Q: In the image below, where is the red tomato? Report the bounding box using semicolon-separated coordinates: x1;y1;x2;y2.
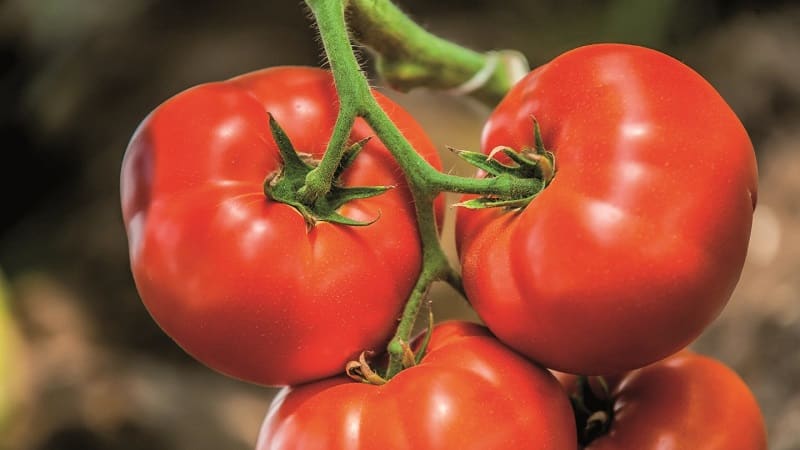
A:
555;352;767;449
256;321;577;450
456;44;757;375
121;67;443;386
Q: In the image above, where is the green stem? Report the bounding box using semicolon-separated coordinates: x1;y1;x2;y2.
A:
427;171;541;198
383;239;441;378
363;102;542;199
362;103;452;377
304;0;524;380
302;0;372;203
443;267;465;298
347;0;527;105
306;0;536;203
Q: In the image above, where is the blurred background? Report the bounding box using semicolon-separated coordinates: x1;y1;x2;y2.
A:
1;0;799;448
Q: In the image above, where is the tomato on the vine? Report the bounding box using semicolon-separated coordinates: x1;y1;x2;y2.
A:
121;66;443;386
256;321;577;450
456;44;758;375
555;351;766;449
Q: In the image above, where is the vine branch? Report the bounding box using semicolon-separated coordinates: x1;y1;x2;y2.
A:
347;0;528;105
304;0;529;379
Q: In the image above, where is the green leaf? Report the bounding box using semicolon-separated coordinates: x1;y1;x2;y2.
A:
543;150;556;172
326;185;394;211
532;116;547;154
268;113;313;175
501;147;536;167
449;146;514;176
322;211;382;227
334;137;372;180
454;194;536;210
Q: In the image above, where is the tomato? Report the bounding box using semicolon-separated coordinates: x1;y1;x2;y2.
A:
120;67;443;386
256;321;577;450
555;351;767;449
456;44;757;375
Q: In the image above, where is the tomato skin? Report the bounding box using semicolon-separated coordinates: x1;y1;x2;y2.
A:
556;352;767;450
120;67;443;386
257;321;577;450
456;44;757;375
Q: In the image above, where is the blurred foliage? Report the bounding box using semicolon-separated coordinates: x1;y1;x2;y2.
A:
0;0;799;449
0;270;11;430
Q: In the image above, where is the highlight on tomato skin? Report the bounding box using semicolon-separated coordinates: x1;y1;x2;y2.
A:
256;321;578;450
554;351;767;450
120;66;444;387
456;43;758;376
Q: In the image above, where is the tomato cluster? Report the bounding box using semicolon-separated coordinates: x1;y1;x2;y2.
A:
121;44;766;448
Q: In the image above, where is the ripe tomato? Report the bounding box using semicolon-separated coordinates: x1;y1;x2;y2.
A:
555;351;766;449
456;44;757;375
256;321;577;450
121;67;443;386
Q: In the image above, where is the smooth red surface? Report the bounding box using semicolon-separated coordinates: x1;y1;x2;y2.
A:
257;321;577;450
557;352;767;450
121;67;442;386
457;44;757;375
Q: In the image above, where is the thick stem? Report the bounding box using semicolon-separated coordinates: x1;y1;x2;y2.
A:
427;170;542;198
306;0;537;204
305;0;451;380
364;102;542;199
347;0;527;105
302;0;372;203
304;0;525;380
383;247;440;378
365;103;451;377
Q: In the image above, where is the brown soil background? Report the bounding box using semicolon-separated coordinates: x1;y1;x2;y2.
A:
1;1;798;449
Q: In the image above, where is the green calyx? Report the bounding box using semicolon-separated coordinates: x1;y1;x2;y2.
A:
264;114;392;228
454;118;555;209
347;302;435;385
570;376;615;447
